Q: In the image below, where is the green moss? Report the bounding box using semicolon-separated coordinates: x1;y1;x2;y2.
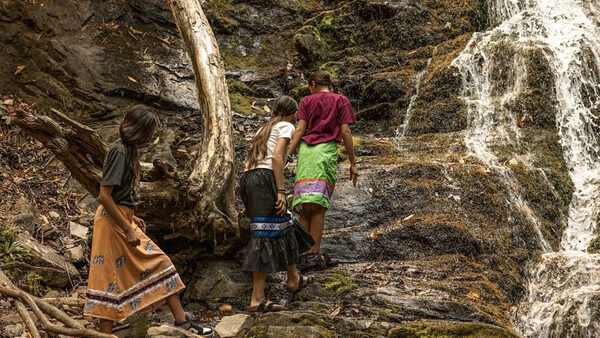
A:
388;320;517;337
230;92;254;115
221;47;257;70
319;61;341;79
316;272;356;296
290;84;311;102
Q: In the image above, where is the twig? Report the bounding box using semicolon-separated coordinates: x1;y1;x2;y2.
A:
0;286;116;338
42;155;55;169
16;301;41;338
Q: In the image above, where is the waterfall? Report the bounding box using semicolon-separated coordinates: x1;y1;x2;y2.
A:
453;0;600;336
397;52;435;138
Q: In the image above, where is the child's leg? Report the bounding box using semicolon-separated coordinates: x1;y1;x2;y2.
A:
250;271;268;307
308;204;325;254
285;264;300;290
99;319;114;334
166;293;186;323
299;203;312;232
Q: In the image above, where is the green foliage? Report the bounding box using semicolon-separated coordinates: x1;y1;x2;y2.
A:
0;224;30;263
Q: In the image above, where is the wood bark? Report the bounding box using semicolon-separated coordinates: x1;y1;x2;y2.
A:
13;107;107;197
166;0;239;251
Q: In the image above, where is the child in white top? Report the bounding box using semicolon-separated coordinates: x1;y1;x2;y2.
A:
240;95;315;312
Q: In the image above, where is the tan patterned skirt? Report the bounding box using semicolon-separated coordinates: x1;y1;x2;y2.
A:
84;205;185;322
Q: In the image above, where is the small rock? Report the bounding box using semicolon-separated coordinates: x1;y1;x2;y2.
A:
3;99;14;105
49;211;60;218
13;177;24;184
11;212;36;234
66;245;86;263
69;221;88;239
214;314;253;338
3;323;24;337
147;324;204;338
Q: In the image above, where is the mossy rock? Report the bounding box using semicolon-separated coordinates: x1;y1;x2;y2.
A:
388;320;517;338
294;25;327;67
316;271;356;296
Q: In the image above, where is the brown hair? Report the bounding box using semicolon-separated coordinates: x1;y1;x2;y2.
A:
119;104;159;181
246;96;298;169
308;70;338;92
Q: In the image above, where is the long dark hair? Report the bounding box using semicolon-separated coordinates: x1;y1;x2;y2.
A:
246;96;298;169
119;104;159;181
309;70;338;92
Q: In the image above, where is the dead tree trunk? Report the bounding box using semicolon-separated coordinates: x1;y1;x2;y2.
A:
166;0;238;251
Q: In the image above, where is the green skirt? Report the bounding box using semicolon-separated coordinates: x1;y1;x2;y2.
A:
292;141;338;210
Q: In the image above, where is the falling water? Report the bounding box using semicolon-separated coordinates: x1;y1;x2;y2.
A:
453;0;600;336
397;54;434;138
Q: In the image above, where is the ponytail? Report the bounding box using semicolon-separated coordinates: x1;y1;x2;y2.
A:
246;96;298;169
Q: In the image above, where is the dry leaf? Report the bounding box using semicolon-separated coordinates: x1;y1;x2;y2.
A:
264;105;271;113
403;214;414;222
128;76;138;83
377;252;384;261
15;65;25;75
3;99;14;106
369;229;383;240
467;292;480;300
176;149;188;153
40;215;49;225
219;304;232;312
330;305;342;316
352;307;359;314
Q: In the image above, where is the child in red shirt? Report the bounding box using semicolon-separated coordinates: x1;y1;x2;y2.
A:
288;70;359;271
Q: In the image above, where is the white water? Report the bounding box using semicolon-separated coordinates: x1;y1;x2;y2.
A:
453;0;600;336
397;53;435;138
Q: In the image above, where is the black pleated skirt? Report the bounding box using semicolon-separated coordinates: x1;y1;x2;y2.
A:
240;168;315;272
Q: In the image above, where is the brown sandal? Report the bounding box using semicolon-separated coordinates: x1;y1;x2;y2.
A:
286;274;314;293
248;298;287;313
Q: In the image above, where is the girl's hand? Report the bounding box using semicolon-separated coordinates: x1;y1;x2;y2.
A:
126;228;141;247
349;165;359;187
133;216;146;233
275;192;287;216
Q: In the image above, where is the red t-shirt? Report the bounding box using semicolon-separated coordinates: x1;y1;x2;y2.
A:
297;92;356;145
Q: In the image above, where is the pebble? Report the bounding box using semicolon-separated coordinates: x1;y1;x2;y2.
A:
49;211;60;218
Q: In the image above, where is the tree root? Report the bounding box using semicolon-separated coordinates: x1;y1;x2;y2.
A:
16;301;41;338
0;285;116;338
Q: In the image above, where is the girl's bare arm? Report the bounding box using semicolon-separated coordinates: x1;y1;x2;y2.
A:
341;123;358;186
273;137;291;216
288;119;307;156
98;186;141;246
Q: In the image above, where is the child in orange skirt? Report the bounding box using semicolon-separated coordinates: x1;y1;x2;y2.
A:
84;105;212;335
